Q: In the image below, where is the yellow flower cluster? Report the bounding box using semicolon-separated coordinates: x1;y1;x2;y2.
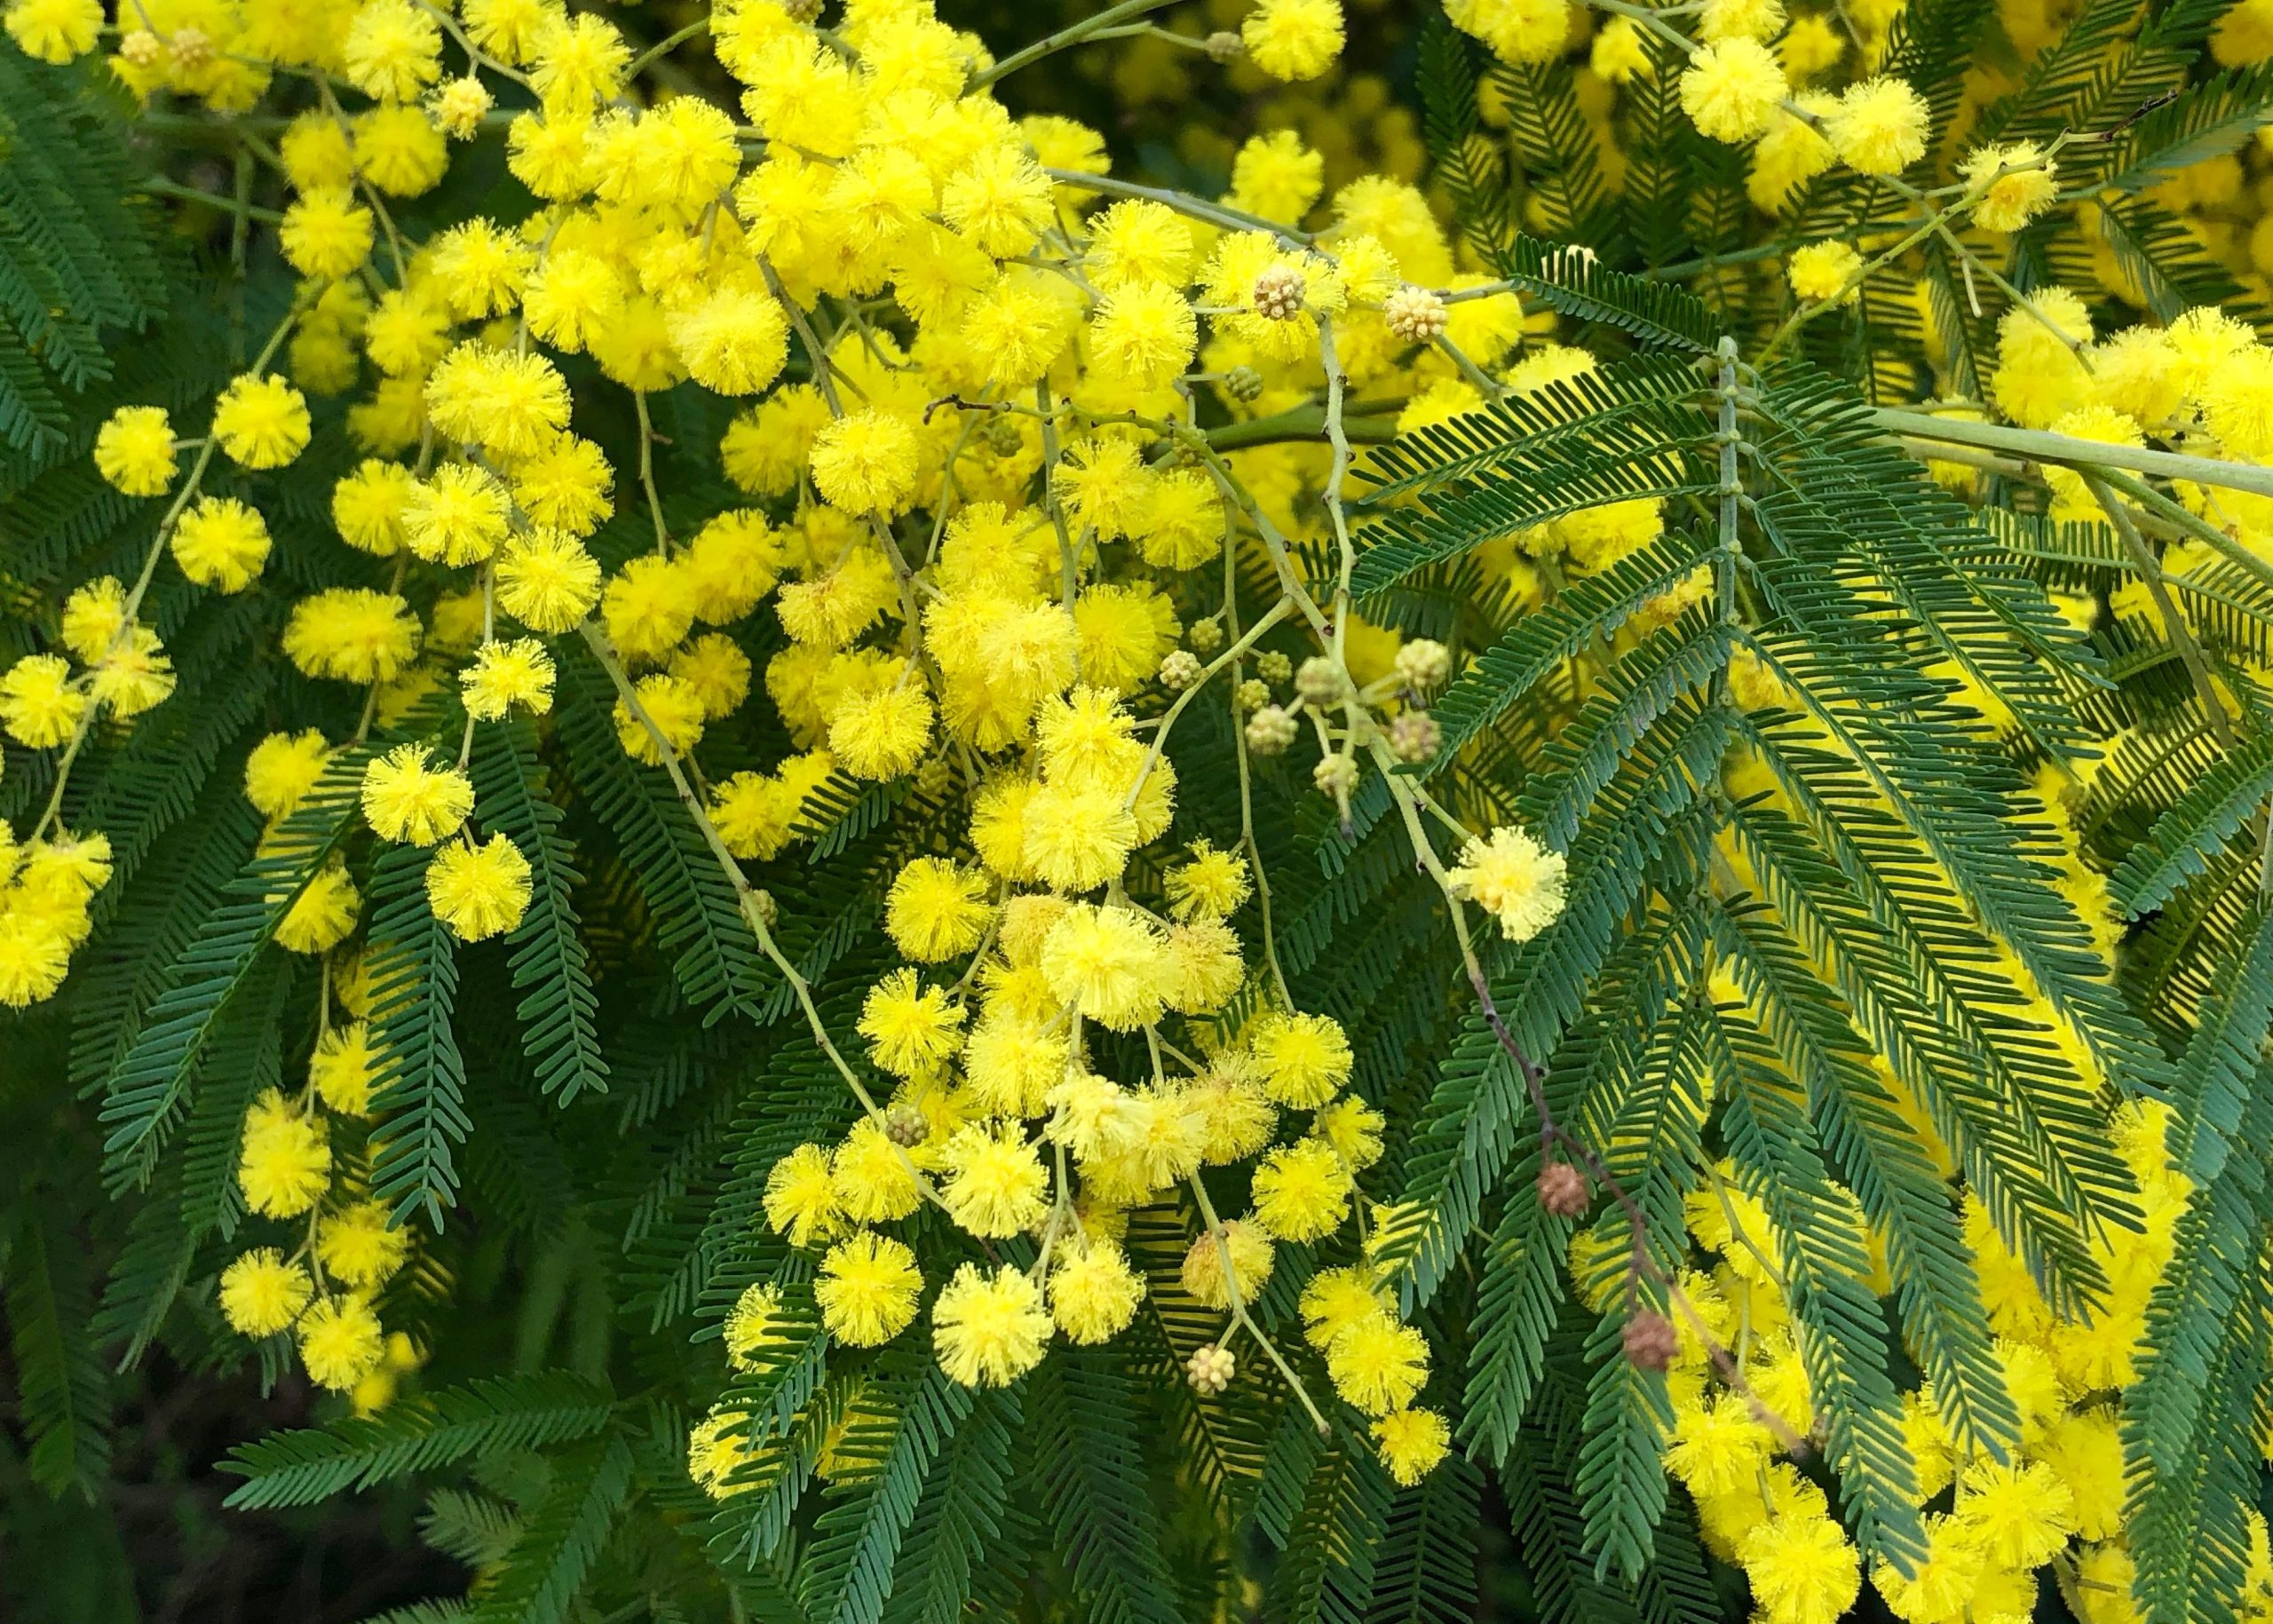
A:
11;0;2265;1552
1612;1070;2209;1624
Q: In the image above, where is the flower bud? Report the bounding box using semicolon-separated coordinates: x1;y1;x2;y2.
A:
1186;1341;1236;1394
1246;705;1298;756
1389;710;1440;763
1622;1311;1679;1372
1382;285;1449;344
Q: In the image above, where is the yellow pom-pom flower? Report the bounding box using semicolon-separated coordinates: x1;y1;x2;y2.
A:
297;1294;386;1391
1445;825;1568;943
237;1089;330;1219
931;1262;1052;1388
1826;76;1930;176
93;405;178;496
1372;1407;1452;1486
219;1248;315;1338
1680;39;1789;143
171;497;273;592
425;833;534;942
815;1231;923;1347
937;1121;1049;1238
360;744;476;846
317;1200;413;1290
1048;1242;1145;1344
1251;1138;1356;1241
764;1143;843;1249
211;373;312;469
1242;0;1346;80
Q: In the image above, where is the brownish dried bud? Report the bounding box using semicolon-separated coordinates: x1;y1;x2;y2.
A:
1621;1311;1679;1372
1536;1160;1590;1217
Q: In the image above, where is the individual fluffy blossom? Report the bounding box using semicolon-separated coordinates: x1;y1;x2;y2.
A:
431;75;494;139
403;463;512;566
1446;825;1569;943
529;12;631;112
1325;1311;1430;1416
1041;904;1168;1031
282;590;422;685
280;187;376;280
238;1089;330;1219
211;373;312;470
1990;287;2094;428
0;654;84;749
614;674;707;764
425;345;572;461
1680;38;1789;143
830;685;935;780
1131;469;1224;570
1162;919;1243;1013
512;438;615;540
1242;0;1345;79
0;908;69;1007
1251;1138;1356;1242
669;635;750;721
297;1295;385;1392
810;409;923;516
1373;1407;1452;1486
886;856;994;963
497;531;603;634
669;285;790;396
816;1232;924;1346
601;555;699;665
332;460;417;556
310;1021;377;1115
3;0;100;61
764;1143;842;1248
425;834;533;942
1300;1264;1390;1349
1826;76;1930;176
241;733;329;826
1444;0;1572;61
1085;199;1193;291
171;497;273;591
1180;1220;1275;1311
428;218;533;321
275;864;361;955
461;638;557;721
831;1119;923;1225
940;145;1056;258
317;1200;413;1290
1249;1010;1352;1107
360;744;475;846
218;1248;313;1338
722;1281;786;1371
83;621;175;718
1165;840;1252;921
1787;241;1862;304
343;0;443;101
1019;783;1137;892
93;405;178;496
938;1121;1049;1238
859;968;966;1079
683;511;784;623
1739;1514;1860;1624
1961;141;2060;233
932;1263;1052;1388
523;250;624;353
59;576;126;662
1089;281;1199;392
1951;1458;2076;1570
1048;1242;1144;1344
